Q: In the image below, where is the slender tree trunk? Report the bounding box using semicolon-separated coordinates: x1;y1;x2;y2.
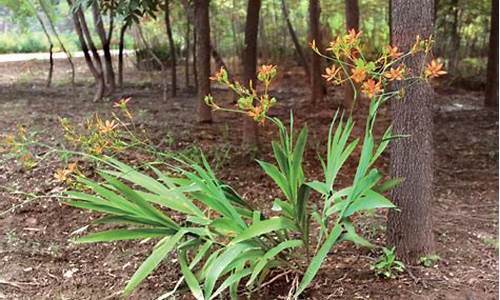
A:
77;5;105;84
281;0;310;81
242;0;261;149
39;0;75;87
308;0;324;103
47;44;54;87
343;0;359;110
31;7;54;87
387;0;435;264
185;19;190;88
69;0;104;101
193;28;198;92
92;2;115;93
448;0;461;73
137;23;169;101
165;0;177;97
195;0;212;123
118;22;128;88
485;0;499;108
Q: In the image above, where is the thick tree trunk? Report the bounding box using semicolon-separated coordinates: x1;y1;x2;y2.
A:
387;0;435;263
308;0;325;103
165;0;177;97
281;0;310;81
195;0;212;122
185;20;190;88
118;22;128;88
242;0;261;149
485;0;499;108
343;0;359;110
40;0;75;87
92;2;115;93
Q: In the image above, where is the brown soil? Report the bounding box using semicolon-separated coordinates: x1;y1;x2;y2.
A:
0;58;498;300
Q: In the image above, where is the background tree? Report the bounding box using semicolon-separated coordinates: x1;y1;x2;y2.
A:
308;0;325;103
92;1;116;93
485;0;498;108
195;0;212;123
242;0;261;149
387;0;435;263
343;0;360;110
164;0;176;97
68;0;105;101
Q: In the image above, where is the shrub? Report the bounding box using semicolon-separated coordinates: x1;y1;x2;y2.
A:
57;31;444;299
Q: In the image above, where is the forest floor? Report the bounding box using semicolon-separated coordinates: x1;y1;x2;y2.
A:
0;58;498;300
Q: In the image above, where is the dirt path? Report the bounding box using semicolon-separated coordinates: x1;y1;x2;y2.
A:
0;60;497;299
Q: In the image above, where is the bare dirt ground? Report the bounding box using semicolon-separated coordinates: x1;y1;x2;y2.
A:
0;58;498;300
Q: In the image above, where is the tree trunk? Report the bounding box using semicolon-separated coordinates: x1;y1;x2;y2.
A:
343;0;359;110
92;2;115;93
387;0;435;264
193;28;198;93
31;7;53;87
69;1;104;101
485;0;499;108
308;0;325;103
47;44;54;87
195;0;212;123
165;0;177;97
118;22;128;88
242;0;261;149
281;0;310;81
185;19;190;88
448;0;461;73
39;0;75;87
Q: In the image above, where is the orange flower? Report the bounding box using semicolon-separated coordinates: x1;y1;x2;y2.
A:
98;120;118;134
54;168;70;182
247;105;262;118
113;97;131;108
67;162;78;173
258;65;276;76
384;66;405;81
350;67;367;83
346;28;362;44
362;79;383;98
209;67;227;81
424;59;447;78
322;65;341;82
386;45;403;59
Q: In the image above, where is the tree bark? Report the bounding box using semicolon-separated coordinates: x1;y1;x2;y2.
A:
118;22;128;88
242;0;261;150
92;2;115;93
165;0;177;97
387;0;435;264
485;0;499;108
308;0;325;103
281;0;310;81
194;0;212;122
343;0;359;110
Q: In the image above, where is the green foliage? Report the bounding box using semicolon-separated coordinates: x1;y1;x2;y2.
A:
418;254;441;267
371;247;405;278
